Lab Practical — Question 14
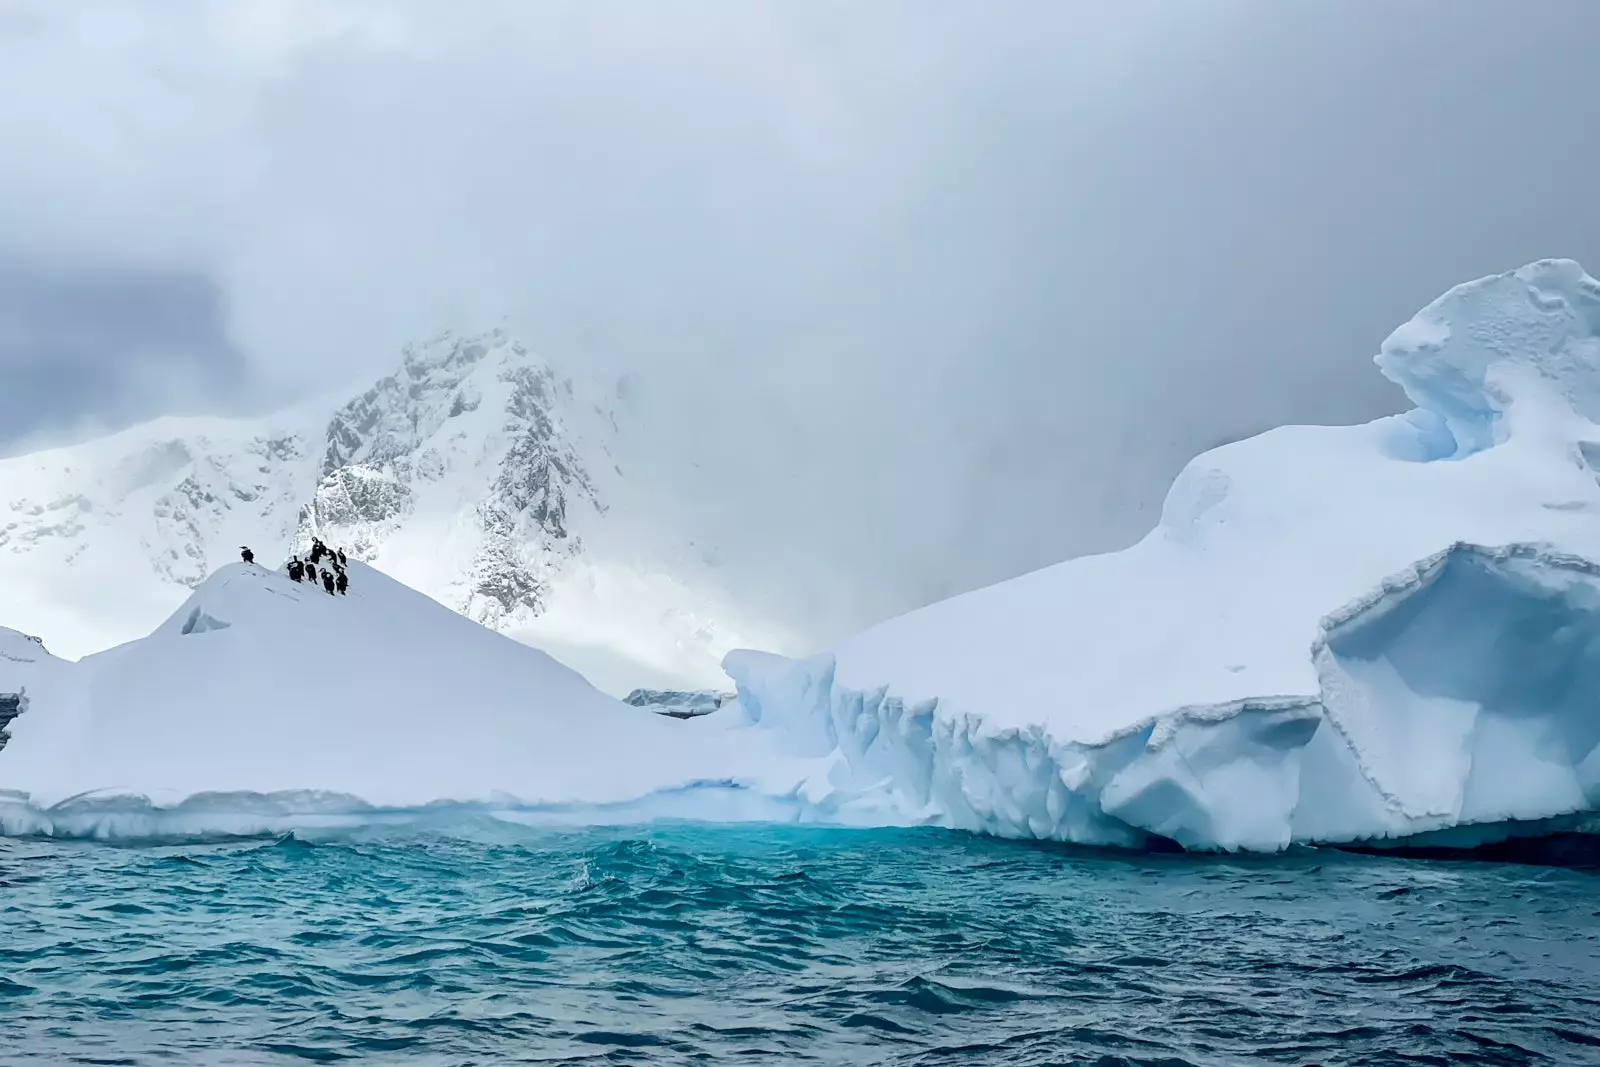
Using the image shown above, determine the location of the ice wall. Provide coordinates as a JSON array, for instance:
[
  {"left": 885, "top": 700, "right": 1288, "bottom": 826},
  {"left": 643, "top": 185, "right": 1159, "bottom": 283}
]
[
  {"left": 724, "top": 261, "right": 1600, "bottom": 851},
  {"left": 726, "top": 544, "right": 1600, "bottom": 851}
]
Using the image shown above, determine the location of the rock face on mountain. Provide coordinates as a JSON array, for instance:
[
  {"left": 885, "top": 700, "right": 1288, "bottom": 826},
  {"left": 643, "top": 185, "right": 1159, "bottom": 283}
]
[
  {"left": 295, "top": 330, "right": 609, "bottom": 627},
  {"left": 0, "top": 329, "right": 779, "bottom": 691}
]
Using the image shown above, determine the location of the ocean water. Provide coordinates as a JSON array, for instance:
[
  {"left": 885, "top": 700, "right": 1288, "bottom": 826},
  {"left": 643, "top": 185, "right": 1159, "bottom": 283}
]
[{"left": 2, "top": 823, "right": 1598, "bottom": 1066}]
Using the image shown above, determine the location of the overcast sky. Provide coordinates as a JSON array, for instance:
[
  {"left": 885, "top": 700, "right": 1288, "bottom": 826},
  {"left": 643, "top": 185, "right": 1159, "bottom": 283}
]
[{"left": 3, "top": 0, "right": 1598, "bottom": 642}]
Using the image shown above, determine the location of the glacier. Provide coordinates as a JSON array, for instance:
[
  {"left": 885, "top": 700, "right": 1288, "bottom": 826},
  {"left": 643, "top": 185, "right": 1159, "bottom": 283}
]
[
  {"left": 725, "top": 259, "right": 1600, "bottom": 851},
  {"left": 3, "top": 259, "right": 1599, "bottom": 852}
]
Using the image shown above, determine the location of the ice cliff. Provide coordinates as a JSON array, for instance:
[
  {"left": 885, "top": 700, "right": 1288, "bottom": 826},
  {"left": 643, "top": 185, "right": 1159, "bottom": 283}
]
[{"left": 724, "top": 260, "right": 1600, "bottom": 851}]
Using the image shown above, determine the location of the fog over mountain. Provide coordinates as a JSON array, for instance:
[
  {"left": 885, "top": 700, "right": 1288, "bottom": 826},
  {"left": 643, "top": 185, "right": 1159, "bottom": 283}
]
[{"left": 4, "top": 0, "right": 1599, "bottom": 650}]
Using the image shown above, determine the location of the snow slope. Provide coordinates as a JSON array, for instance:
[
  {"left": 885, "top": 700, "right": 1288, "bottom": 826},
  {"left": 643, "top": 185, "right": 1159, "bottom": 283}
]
[
  {"left": 726, "top": 259, "right": 1600, "bottom": 851},
  {"left": 0, "top": 331, "right": 791, "bottom": 693},
  {"left": 0, "top": 559, "right": 817, "bottom": 836}
]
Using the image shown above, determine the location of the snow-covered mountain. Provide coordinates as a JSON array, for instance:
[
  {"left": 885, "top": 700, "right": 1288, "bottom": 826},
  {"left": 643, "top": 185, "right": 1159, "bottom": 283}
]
[
  {"left": 0, "top": 330, "right": 793, "bottom": 693},
  {"left": 301, "top": 331, "right": 611, "bottom": 629}
]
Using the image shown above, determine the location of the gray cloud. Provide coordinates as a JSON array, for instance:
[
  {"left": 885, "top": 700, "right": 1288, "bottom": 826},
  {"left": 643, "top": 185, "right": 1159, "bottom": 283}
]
[
  {"left": 0, "top": 261, "right": 247, "bottom": 452},
  {"left": 2, "top": 1, "right": 1597, "bottom": 644}
]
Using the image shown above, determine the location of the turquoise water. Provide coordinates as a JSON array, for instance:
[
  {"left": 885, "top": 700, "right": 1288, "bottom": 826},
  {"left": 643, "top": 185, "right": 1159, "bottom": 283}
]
[{"left": 2, "top": 823, "right": 1598, "bottom": 1065}]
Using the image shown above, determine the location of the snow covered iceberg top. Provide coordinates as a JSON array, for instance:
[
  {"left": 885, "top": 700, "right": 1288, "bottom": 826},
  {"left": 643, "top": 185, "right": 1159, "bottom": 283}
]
[
  {"left": 0, "top": 560, "right": 780, "bottom": 814},
  {"left": 1375, "top": 258, "right": 1600, "bottom": 457},
  {"left": 726, "top": 260, "right": 1600, "bottom": 850}
]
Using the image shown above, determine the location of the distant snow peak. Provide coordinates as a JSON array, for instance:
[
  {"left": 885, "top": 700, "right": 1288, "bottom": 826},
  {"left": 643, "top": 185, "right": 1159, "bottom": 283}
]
[
  {"left": 299, "top": 465, "right": 412, "bottom": 561},
  {"left": 146, "top": 430, "right": 314, "bottom": 588},
  {"left": 322, "top": 328, "right": 518, "bottom": 477},
  {"left": 298, "top": 327, "right": 608, "bottom": 629}
]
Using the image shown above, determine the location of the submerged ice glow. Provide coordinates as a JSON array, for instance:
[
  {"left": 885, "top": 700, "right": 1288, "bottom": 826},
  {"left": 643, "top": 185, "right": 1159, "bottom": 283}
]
[{"left": 3, "top": 261, "right": 1600, "bottom": 851}]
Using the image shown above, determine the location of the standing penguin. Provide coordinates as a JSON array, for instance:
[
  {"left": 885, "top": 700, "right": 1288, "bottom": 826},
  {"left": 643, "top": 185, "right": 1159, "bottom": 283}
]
[
  {"left": 335, "top": 569, "right": 348, "bottom": 595},
  {"left": 322, "top": 569, "right": 336, "bottom": 595},
  {"left": 240, "top": 546, "right": 255, "bottom": 564},
  {"left": 288, "top": 557, "right": 304, "bottom": 582}
]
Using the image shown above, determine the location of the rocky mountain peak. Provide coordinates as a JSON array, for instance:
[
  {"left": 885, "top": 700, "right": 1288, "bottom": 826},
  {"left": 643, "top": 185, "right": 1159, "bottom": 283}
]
[
  {"left": 322, "top": 329, "right": 530, "bottom": 477},
  {"left": 293, "top": 329, "right": 607, "bottom": 627}
]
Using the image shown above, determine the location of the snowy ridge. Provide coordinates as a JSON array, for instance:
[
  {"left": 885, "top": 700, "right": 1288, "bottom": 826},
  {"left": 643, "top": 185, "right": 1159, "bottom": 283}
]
[{"left": 724, "top": 260, "right": 1600, "bottom": 851}]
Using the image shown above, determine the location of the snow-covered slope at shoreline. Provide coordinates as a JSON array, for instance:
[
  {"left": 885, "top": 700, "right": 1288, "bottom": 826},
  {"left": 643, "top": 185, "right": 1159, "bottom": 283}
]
[
  {"left": 0, "top": 561, "right": 815, "bottom": 834},
  {"left": 726, "top": 259, "right": 1600, "bottom": 851},
  {"left": 0, "top": 331, "right": 793, "bottom": 693}
]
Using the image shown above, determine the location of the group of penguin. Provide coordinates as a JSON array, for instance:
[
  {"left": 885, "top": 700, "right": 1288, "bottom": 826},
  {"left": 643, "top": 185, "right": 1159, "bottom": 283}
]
[
  {"left": 288, "top": 539, "right": 348, "bottom": 595},
  {"left": 238, "top": 540, "right": 349, "bottom": 596}
]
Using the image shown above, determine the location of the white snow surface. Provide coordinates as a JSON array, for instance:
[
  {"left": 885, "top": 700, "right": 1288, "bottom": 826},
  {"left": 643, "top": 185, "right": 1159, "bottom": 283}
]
[
  {"left": 4, "top": 260, "right": 1599, "bottom": 850},
  {"left": 726, "top": 259, "right": 1600, "bottom": 851},
  {"left": 0, "top": 560, "right": 825, "bottom": 835}
]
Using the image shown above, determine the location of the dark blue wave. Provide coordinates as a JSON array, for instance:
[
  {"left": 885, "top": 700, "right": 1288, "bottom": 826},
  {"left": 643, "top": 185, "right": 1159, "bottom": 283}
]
[{"left": 2, "top": 823, "right": 1597, "bottom": 1065}]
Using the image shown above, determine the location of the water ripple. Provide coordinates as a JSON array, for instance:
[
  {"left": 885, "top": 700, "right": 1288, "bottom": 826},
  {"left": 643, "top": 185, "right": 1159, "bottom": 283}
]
[{"left": 0, "top": 825, "right": 1596, "bottom": 1064}]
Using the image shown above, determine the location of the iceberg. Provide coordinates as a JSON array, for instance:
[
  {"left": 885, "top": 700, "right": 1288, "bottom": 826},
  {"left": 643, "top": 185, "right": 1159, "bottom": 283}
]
[
  {"left": 0, "top": 561, "right": 819, "bottom": 837},
  {"left": 725, "top": 259, "right": 1600, "bottom": 851},
  {"left": 4, "top": 260, "right": 1599, "bottom": 852}
]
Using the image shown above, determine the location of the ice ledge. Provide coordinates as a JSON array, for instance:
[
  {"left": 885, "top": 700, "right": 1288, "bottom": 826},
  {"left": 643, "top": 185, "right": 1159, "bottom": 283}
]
[
  {"left": 1375, "top": 258, "right": 1600, "bottom": 456},
  {"left": 725, "top": 541, "right": 1600, "bottom": 852}
]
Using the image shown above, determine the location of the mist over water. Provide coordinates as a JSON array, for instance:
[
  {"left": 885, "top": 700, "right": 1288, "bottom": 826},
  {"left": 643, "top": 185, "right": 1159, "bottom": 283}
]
[{"left": 4, "top": 824, "right": 1597, "bottom": 1066}]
